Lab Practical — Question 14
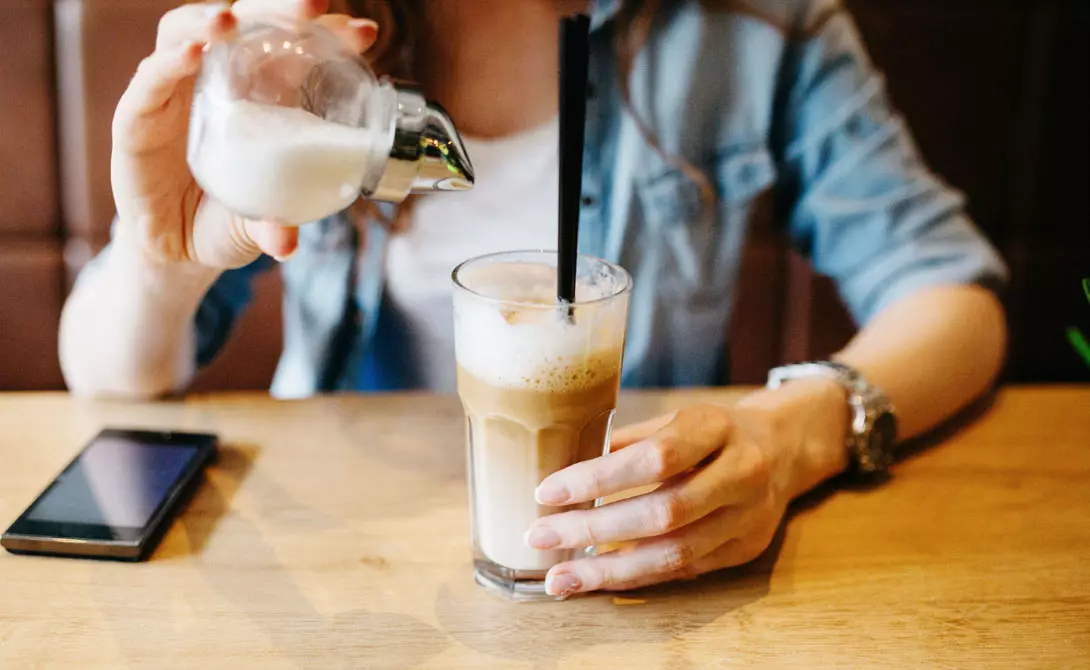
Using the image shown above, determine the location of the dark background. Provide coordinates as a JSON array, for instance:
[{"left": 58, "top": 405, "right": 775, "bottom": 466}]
[
  {"left": 1, "top": 0, "right": 1087, "bottom": 391},
  {"left": 848, "top": 0, "right": 1090, "bottom": 385}
]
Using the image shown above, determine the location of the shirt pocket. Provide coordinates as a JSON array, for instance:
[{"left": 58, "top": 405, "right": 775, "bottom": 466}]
[{"left": 635, "top": 145, "right": 777, "bottom": 309}]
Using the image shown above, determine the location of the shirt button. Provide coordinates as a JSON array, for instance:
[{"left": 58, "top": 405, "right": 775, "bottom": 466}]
[{"left": 581, "top": 194, "right": 597, "bottom": 207}]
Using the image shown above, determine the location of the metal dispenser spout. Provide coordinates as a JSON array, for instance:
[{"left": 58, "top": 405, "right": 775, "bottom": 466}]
[{"left": 370, "top": 86, "right": 475, "bottom": 202}]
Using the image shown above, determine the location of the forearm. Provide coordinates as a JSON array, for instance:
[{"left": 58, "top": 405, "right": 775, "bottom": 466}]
[
  {"left": 59, "top": 244, "right": 221, "bottom": 398},
  {"left": 739, "top": 283, "right": 1006, "bottom": 502},
  {"left": 833, "top": 284, "right": 1007, "bottom": 441}
]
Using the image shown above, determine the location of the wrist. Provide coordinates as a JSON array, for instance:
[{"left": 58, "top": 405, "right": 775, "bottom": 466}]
[
  {"left": 106, "top": 236, "right": 223, "bottom": 300},
  {"left": 738, "top": 378, "right": 851, "bottom": 501},
  {"left": 60, "top": 237, "right": 222, "bottom": 399}
]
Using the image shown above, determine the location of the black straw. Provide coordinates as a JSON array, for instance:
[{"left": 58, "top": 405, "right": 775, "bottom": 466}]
[{"left": 558, "top": 13, "right": 590, "bottom": 309}]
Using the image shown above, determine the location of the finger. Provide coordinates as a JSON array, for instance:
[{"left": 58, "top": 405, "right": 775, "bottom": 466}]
[
  {"left": 535, "top": 404, "right": 732, "bottom": 506},
  {"left": 527, "top": 454, "right": 752, "bottom": 549},
  {"left": 231, "top": 0, "right": 329, "bottom": 21},
  {"left": 114, "top": 42, "right": 205, "bottom": 130},
  {"left": 609, "top": 412, "right": 675, "bottom": 452},
  {"left": 686, "top": 534, "right": 767, "bottom": 574},
  {"left": 244, "top": 220, "right": 300, "bottom": 261},
  {"left": 601, "top": 504, "right": 779, "bottom": 592},
  {"left": 315, "top": 15, "right": 379, "bottom": 53},
  {"left": 600, "top": 539, "right": 749, "bottom": 592},
  {"left": 600, "top": 568, "right": 701, "bottom": 592},
  {"left": 542, "top": 506, "right": 747, "bottom": 597},
  {"left": 156, "top": 3, "right": 236, "bottom": 52}
]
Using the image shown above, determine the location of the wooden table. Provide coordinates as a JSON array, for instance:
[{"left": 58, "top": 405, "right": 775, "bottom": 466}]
[{"left": 1, "top": 387, "right": 1088, "bottom": 668}]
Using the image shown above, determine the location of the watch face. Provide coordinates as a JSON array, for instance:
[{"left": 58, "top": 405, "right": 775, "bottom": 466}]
[{"left": 868, "top": 411, "right": 898, "bottom": 468}]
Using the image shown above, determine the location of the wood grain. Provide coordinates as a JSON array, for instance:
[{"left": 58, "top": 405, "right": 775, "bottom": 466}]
[{"left": 0, "top": 387, "right": 1088, "bottom": 668}]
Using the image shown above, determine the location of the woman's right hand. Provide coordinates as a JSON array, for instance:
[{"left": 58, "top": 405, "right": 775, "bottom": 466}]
[{"left": 110, "top": 0, "right": 379, "bottom": 269}]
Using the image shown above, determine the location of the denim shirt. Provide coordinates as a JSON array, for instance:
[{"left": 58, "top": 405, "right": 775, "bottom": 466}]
[{"left": 160, "top": 0, "right": 1008, "bottom": 397}]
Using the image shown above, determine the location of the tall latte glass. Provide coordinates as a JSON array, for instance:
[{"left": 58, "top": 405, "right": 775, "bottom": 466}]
[{"left": 452, "top": 251, "right": 632, "bottom": 601}]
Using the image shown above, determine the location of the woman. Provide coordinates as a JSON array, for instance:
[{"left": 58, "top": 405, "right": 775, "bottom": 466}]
[{"left": 60, "top": 0, "right": 1009, "bottom": 597}]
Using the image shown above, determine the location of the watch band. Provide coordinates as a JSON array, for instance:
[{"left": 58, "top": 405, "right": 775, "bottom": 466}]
[{"left": 766, "top": 361, "right": 898, "bottom": 475}]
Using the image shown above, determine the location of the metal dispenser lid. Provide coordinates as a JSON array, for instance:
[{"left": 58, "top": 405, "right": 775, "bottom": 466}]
[{"left": 370, "top": 86, "right": 475, "bottom": 202}]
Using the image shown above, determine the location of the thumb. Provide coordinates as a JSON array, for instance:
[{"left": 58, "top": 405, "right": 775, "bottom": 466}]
[{"left": 244, "top": 219, "right": 300, "bottom": 261}]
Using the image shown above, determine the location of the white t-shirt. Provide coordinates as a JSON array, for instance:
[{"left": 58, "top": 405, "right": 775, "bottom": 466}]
[{"left": 383, "top": 117, "right": 560, "bottom": 392}]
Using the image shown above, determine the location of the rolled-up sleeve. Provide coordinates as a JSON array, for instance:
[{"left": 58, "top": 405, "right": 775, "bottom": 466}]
[
  {"left": 76, "top": 217, "right": 275, "bottom": 369},
  {"left": 777, "top": 2, "right": 1009, "bottom": 325}
]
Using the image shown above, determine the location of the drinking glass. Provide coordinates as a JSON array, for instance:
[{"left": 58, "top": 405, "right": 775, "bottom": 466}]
[{"left": 452, "top": 250, "right": 632, "bottom": 601}]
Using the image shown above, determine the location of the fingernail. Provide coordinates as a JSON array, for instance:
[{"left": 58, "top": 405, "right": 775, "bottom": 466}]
[
  {"left": 535, "top": 481, "right": 570, "bottom": 506},
  {"left": 206, "top": 8, "right": 231, "bottom": 27},
  {"left": 305, "top": 0, "right": 329, "bottom": 15},
  {"left": 272, "top": 248, "right": 298, "bottom": 263},
  {"left": 546, "top": 572, "right": 582, "bottom": 597},
  {"left": 184, "top": 41, "right": 207, "bottom": 58},
  {"left": 205, "top": 8, "right": 236, "bottom": 41},
  {"left": 349, "top": 18, "right": 379, "bottom": 35},
  {"left": 524, "top": 527, "right": 561, "bottom": 550}
]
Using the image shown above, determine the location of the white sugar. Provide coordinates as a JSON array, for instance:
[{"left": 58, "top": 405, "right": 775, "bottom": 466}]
[{"left": 188, "top": 97, "right": 378, "bottom": 225}]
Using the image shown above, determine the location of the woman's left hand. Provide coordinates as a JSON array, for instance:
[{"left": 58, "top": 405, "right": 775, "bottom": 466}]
[{"left": 525, "top": 378, "right": 851, "bottom": 596}]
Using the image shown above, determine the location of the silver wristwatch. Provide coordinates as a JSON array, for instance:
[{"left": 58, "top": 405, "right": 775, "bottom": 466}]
[{"left": 766, "top": 361, "right": 898, "bottom": 475}]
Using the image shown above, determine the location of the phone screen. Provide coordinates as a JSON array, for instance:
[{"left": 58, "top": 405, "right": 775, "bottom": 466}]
[{"left": 24, "top": 433, "right": 203, "bottom": 529}]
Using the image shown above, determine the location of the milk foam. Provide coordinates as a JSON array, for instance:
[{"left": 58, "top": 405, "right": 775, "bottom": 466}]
[
  {"left": 189, "top": 97, "right": 379, "bottom": 225},
  {"left": 453, "top": 262, "right": 627, "bottom": 392}
]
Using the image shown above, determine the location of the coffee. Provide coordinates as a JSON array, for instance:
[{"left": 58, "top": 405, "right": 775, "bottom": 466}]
[
  {"left": 452, "top": 252, "right": 631, "bottom": 600},
  {"left": 457, "top": 355, "right": 621, "bottom": 571}
]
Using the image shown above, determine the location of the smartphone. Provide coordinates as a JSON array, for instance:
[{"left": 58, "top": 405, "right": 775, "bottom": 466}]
[{"left": 2, "top": 428, "right": 217, "bottom": 561}]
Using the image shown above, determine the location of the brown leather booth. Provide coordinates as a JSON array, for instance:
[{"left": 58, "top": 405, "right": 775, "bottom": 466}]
[
  {"left": 1, "top": 0, "right": 1087, "bottom": 391},
  {"left": 0, "top": 0, "right": 63, "bottom": 390},
  {"left": 1, "top": 0, "right": 282, "bottom": 391}
]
